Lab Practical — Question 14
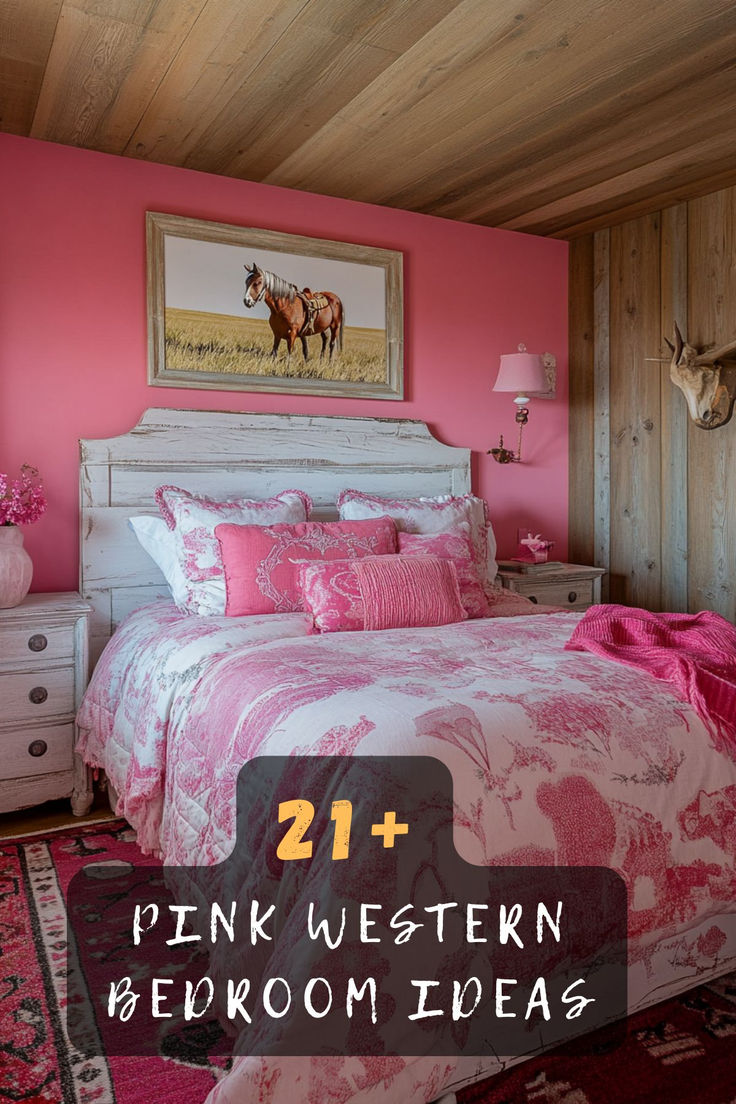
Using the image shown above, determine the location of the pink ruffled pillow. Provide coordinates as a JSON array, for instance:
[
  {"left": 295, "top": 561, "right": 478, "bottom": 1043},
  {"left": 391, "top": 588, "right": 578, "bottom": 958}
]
[
  {"left": 155, "top": 485, "right": 312, "bottom": 616},
  {"left": 215, "top": 517, "right": 397, "bottom": 617},
  {"left": 397, "top": 525, "right": 490, "bottom": 619},
  {"left": 299, "top": 555, "right": 467, "bottom": 633},
  {"left": 336, "top": 489, "right": 497, "bottom": 588}
]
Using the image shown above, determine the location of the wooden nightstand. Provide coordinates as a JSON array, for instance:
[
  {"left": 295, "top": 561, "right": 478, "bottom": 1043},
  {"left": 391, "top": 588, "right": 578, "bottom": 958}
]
[
  {"left": 496, "top": 562, "right": 605, "bottom": 610},
  {"left": 0, "top": 593, "right": 94, "bottom": 816}
]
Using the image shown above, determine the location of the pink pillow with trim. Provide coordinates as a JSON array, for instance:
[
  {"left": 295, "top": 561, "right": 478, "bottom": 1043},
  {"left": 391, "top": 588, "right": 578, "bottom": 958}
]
[
  {"left": 397, "top": 525, "right": 490, "bottom": 619},
  {"left": 336, "top": 489, "right": 497, "bottom": 588},
  {"left": 299, "top": 555, "right": 467, "bottom": 633},
  {"left": 216, "top": 517, "right": 397, "bottom": 616}
]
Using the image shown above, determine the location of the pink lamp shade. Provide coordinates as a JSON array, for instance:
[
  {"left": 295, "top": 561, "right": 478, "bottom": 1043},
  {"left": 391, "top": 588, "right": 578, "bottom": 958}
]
[{"left": 493, "top": 352, "right": 548, "bottom": 396}]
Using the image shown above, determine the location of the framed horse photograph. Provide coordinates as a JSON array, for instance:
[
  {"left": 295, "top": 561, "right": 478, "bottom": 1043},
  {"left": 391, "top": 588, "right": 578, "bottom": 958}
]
[{"left": 146, "top": 212, "right": 403, "bottom": 400}]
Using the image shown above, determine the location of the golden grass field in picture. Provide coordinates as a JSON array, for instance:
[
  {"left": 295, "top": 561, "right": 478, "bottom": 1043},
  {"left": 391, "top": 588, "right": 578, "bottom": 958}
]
[{"left": 164, "top": 308, "right": 386, "bottom": 383}]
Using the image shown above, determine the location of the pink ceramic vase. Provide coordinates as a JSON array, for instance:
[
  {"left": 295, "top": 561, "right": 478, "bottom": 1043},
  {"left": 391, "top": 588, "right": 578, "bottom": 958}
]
[{"left": 0, "top": 525, "right": 33, "bottom": 608}]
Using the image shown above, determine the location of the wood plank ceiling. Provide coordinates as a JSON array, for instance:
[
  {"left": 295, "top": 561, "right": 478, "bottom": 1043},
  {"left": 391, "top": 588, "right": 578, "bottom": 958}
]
[{"left": 3, "top": 0, "right": 736, "bottom": 239}]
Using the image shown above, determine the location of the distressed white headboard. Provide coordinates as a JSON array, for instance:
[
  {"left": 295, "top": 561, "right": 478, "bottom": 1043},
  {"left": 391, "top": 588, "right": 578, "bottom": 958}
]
[{"left": 80, "top": 408, "right": 470, "bottom": 663}]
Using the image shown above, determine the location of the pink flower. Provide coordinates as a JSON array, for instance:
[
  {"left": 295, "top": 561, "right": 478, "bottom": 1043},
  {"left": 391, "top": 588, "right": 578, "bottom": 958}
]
[{"left": 0, "top": 464, "right": 47, "bottom": 526}]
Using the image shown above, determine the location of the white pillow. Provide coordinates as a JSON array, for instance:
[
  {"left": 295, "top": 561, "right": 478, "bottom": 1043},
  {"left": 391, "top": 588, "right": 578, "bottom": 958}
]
[
  {"left": 336, "top": 490, "right": 498, "bottom": 586},
  {"left": 128, "top": 515, "right": 191, "bottom": 610},
  {"left": 154, "top": 486, "right": 312, "bottom": 616}
]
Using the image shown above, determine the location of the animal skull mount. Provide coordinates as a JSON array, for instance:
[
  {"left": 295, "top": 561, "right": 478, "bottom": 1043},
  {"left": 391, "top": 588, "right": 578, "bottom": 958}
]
[{"left": 665, "top": 323, "right": 736, "bottom": 430}]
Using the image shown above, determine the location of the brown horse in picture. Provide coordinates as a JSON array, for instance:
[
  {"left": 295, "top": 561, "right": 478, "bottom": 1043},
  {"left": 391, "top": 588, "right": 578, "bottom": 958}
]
[{"left": 243, "top": 263, "right": 344, "bottom": 362}]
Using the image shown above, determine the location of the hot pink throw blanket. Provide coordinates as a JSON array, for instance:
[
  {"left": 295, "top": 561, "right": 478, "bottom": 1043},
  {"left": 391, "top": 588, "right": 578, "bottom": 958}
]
[{"left": 566, "top": 604, "right": 736, "bottom": 753}]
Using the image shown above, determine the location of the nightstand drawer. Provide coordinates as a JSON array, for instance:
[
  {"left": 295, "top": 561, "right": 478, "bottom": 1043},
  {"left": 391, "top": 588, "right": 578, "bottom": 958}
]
[
  {"left": 0, "top": 723, "right": 74, "bottom": 780},
  {"left": 3, "top": 623, "right": 76, "bottom": 668},
  {"left": 497, "top": 562, "right": 604, "bottom": 613},
  {"left": 0, "top": 593, "right": 92, "bottom": 816},
  {"left": 514, "top": 579, "right": 595, "bottom": 608},
  {"left": 0, "top": 666, "right": 76, "bottom": 723}
]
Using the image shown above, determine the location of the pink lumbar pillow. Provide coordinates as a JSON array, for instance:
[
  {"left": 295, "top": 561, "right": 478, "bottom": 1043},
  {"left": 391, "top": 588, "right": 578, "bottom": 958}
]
[
  {"left": 397, "top": 524, "right": 490, "bottom": 619},
  {"left": 215, "top": 517, "right": 397, "bottom": 616},
  {"left": 299, "top": 555, "right": 467, "bottom": 633}
]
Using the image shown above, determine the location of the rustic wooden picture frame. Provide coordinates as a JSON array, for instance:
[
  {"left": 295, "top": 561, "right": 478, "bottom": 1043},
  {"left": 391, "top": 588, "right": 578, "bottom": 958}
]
[{"left": 147, "top": 212, "right": 404, "bottom": 400}]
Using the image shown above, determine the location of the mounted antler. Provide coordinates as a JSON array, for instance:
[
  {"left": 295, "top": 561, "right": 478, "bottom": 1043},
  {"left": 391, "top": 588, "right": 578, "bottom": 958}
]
[
  {"left": 664, "top": 323, "right": 736, "bottom": 430},
  {"left": 693, "top": 335, "right": 736, "bottom": 367},
  {"left": 663, "top": 321, "right": 684, "bottom": 365}
]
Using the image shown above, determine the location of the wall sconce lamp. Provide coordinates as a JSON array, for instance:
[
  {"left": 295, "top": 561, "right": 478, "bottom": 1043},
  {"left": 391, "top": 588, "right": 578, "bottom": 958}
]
[{"left": 489, "top": 344, "right": 550, "bottom": 463}]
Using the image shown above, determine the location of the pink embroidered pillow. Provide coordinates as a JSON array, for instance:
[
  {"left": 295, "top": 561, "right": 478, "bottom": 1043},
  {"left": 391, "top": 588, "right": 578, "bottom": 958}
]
[
  {"left": 336, "top": 489, "right": 497, "bottom": 588},
  {"left": 215, "top": 517, "right": 397, "bottom": 617},
  {"left": 397, "top": 525, "right": 490, "bottom": 619},
  {"left": 299, "top": 555, "right": 467, "bottom": 633},
  {"left": 155, "top": 486, "right": 312, "bottom": 616}
]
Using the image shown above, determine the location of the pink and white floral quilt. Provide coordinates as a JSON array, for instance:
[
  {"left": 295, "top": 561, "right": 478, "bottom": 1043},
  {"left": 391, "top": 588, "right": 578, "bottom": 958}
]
[{"left": 76, "top": 602, "right": 736, "bottom": 1104}]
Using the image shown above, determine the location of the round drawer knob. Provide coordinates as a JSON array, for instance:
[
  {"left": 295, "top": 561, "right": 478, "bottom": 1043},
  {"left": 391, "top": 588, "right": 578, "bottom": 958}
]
[
  {"left": 28, "top": 634, "right": 48, "bottom": 652},
  {"left": 568, "top": 591, "right": 578, "bottom": 603},
  {"left": 528, "top": 595, "right": 538, "bottom": 604},
  {"left": 28, "top": 739, "right": 48, "bottom": 758},
  {"left": 29, "top": 686, "right": 48, "bottom": 705}
]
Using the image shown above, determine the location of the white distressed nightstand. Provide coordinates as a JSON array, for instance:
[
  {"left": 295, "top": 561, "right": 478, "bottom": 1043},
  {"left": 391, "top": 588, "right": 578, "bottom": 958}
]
[
  {"left": 0, "top": 592, "right": 94, "bottom": 815},
  {"left": 496, "top": 562, "right": 605, "bottom": 611}
]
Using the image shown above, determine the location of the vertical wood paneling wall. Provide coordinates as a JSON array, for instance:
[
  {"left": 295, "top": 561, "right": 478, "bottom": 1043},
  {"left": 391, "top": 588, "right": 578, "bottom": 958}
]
[{"left": 569, "top": 185, "right": 736, "bottom": 621}]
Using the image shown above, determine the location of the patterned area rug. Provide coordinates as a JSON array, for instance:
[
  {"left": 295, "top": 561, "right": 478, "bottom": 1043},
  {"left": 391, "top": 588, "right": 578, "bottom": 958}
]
[
  {"left": 0, "top": 819, "right": 231, "bottom": 1104},
  {"left": 457, "top": 974, "right": 736, "bottom": 1104},
  {"left": 1, "top": 819, "right": 735, "bottom": 1104}
]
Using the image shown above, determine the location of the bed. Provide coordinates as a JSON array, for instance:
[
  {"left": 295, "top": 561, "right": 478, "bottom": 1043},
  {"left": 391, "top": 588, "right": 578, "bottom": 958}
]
[{"left": 76, "top": 409, "right": 736, "bottom": 1104}]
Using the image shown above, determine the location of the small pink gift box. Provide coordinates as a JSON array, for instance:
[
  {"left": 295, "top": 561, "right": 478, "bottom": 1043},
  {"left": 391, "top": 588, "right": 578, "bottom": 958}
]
[{"left": 516, "top": 533, "right": 554, "bottom": 563}]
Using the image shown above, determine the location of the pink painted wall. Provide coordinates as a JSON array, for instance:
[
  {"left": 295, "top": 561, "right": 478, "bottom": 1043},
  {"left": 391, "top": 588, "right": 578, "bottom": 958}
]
[{"left": 0, "top": 134, "right": 568, "bottom": 593}]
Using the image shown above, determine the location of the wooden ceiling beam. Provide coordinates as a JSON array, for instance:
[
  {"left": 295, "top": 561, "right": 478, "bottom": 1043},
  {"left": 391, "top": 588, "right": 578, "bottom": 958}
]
[
  {"left": 261, "top": 0, "right": 559, "bottom": 195},
  {"left": 215, "top": 0, "right": 463, "bottom": 183},
  {"left": 383, "top": 36, "right": 736, "bottom": 225},
  {"left": 549, "top": 167, "right": 736, "bottom": 239},
  {"left": 123, "top": 0, "right": 316, "bottom": 166},
  {"left": 126, "top": 0, "right": 462, "bottom": 179},
  {"left": 184, "top": 6, "right": 403, "bottom": 178},
  {"left": 262, "top": 0, "right": 735, "bottom": 204},
  {"left": 30, "top": 0, "right": 207, "bottom": 151},
  {"left": 373, "top": 4, "right": 736, "bottom": 215},
  {"left": 0, "top": 0, "right": 63, "bottom": 134},
  {"left": 496, "top": 132, "right": 736, "bottom": 236},
  {"left": 427, "top": 75, "right": 736, "bottom": 232}
]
